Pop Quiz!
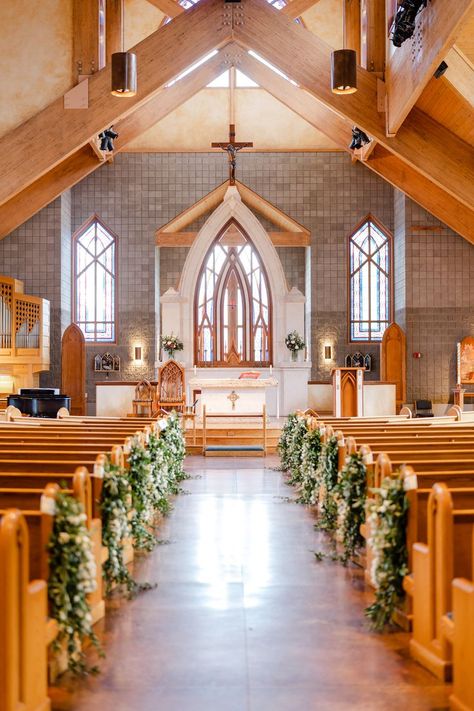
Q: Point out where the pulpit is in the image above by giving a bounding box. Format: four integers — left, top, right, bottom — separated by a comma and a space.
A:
332, 367, 365, 417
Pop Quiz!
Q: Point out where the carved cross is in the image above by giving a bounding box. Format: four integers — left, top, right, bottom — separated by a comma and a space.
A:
227, 390, 240, 411
212, 124, 253, 185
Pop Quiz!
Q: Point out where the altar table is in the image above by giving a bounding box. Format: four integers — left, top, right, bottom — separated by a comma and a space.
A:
189, 377, 278, 417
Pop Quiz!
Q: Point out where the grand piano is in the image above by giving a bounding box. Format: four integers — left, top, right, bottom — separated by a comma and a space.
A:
7, 388, 71, 418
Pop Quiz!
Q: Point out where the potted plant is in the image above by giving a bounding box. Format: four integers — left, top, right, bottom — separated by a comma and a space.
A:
285, 330, 305, 362
160, 334, 184, 360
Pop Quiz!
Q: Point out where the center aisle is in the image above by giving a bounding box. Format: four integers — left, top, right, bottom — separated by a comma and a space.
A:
52, 456, 449, 711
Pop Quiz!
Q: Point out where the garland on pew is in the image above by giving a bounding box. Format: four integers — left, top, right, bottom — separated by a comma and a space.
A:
298, 428, 322, 504
158, 413, 187, 490
127, 439, 159, 552
47, 490, 102, 675
335, 453, 367, 562
100, 459, 137, 595
286, 417, 309, 483
278, 413, 299, 472
365, 475, 409, 631
148, 431, 173, 516
315, 435, 339, 530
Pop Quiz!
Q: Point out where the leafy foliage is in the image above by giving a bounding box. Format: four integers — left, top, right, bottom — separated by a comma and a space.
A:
316, 436, 339, 530
47, 490, 101, 674
128, 439, 158, 552
278, 413, 299, 471
365, 476, 409, 630
335, 453, 367, 562
298, 428, 322, 504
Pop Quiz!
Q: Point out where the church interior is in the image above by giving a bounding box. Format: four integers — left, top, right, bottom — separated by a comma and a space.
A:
0, 0, 474, 709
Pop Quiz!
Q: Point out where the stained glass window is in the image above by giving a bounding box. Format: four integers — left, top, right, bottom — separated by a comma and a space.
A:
195, 223, 271, 365
349, 217, 392, 342
73, 217, 116, 342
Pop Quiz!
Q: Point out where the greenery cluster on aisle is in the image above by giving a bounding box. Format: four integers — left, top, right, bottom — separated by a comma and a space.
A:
47, 490, 102, 674
278, 411, 410, 630
45, 411, 187, 674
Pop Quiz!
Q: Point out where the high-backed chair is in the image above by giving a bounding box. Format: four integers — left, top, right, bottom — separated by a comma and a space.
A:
155, 360, 186, 414
132, 380, 155, 417
414, 399, 434, 418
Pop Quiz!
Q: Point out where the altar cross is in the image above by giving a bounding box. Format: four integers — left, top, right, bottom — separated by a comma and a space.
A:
212, 124, 253, 185
227, 390, 240, 411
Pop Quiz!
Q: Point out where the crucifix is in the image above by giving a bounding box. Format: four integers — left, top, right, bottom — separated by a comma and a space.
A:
212, 123, 253, 185
227, 390, 240, 411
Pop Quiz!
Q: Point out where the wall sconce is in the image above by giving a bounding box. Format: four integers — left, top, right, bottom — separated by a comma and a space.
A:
134, 345, 142, 362
324, 345, 333, 361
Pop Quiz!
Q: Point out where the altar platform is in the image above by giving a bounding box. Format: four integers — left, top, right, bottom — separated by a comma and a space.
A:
184, 417, 283, 456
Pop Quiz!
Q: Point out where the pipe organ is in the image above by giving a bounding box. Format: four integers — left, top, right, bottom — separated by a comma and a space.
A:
0, 275, 50, 393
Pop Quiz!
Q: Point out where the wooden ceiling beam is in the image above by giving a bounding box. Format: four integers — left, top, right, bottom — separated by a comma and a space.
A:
73, 0, 105, 78
106, 0, 124, 63
0, 52, 229, 240
144, 0, 184, 18
156, 230, 310, 246
360, 0, 385, 72
237, 49, 474, 242
386, 0, 474, 134
281, 0, 321, 20
445, 46, 474, 107
233, 0, 474, 210
343, 0, 361, 63
0, 0, 231, 209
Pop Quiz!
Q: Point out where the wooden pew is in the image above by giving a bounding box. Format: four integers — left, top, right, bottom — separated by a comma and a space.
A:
446, 527, 474, 711
404, 483, 474, 681
0, 509, 57, 711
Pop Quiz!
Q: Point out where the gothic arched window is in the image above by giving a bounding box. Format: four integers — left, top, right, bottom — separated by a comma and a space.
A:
349, 216, 393, 342
195, 221, 272, 366
73, 216, 117, 342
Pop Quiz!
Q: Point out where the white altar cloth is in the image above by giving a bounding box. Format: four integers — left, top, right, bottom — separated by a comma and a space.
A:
189, 377, 278, 416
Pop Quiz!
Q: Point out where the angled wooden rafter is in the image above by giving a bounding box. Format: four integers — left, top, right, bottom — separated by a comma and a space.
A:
385, 0, 474, 134
0, 51, 230, 239
156, 179, 311, 246
145, 0, 184, 17
232, 0, 474, 211
0, 0, 231, 208
281, 0, 321, 20
236, 49, 474, 241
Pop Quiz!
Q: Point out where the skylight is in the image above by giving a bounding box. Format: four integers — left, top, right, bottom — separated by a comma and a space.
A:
166, 50, 218, 87
206, 69, 259, 88
248, 50, 299, 86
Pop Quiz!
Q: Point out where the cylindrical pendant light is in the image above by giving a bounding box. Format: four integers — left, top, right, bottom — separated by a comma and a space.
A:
111, 51, 137, 96
331, 49, 357, 95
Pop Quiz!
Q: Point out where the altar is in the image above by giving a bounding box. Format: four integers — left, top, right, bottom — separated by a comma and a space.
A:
189, 377, 278, 418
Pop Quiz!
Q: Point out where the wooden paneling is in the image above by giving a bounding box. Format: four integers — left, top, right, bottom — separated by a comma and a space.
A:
385, 0, 474, 134
343, 0, 361, 62
360, 0, 385, 72
341, 371, 358, 416
233, 0, 474, 211
416, 75, 474, 148
381, 322, 406, 412
444, 47, 474, 110
61, 324, 86, 416
0, 0, 231, 208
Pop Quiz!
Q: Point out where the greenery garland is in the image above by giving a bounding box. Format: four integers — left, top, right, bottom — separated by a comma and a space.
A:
278, 413, 299, 471
365, 475, 409, 631
335, 453, 367, 562
159, 413, 187, 490
148, 431, 173, 515
286, 417, 308, 484
127, 438, 158, 552
47, 490, 101, 675
298, 428, 322, 504
100, 459, 136, 595
315, 435, 339, 530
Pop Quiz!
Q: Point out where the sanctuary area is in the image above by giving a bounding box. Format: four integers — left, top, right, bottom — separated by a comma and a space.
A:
0, 0, 474, 710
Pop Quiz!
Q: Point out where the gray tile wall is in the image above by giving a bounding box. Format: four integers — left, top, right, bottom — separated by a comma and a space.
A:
1, 152, 472, 407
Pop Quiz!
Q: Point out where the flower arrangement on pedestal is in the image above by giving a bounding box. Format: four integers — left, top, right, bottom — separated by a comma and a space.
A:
160, 334, 183, 360
285, 330, 305, 361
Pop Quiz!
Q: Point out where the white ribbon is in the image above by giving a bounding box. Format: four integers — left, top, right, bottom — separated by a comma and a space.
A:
40, 495, 56, 515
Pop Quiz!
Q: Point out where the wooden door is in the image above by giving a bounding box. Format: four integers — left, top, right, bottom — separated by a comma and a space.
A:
61, 324, 86, 415
381, 322, 406, 412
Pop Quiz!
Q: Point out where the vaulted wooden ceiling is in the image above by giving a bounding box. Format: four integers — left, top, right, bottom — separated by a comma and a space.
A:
0, 0, 472, 241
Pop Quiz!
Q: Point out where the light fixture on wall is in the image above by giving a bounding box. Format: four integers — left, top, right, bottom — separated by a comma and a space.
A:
330, 49, 357, 95
324, 345, 332, 361
390, 0, 428, 48
111, 6, 137, 96
134, 345, 143, 362
434, 61, 448, 79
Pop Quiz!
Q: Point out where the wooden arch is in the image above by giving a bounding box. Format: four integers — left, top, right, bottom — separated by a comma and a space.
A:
381, 322, 406, 412
61, 323, 86, 415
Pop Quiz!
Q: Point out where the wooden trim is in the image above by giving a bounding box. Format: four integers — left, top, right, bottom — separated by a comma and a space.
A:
156, 230, 310, 247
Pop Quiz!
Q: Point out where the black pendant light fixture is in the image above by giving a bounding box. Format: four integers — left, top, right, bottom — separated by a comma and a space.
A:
331, 49, 357, 95
111, 7, 137, 97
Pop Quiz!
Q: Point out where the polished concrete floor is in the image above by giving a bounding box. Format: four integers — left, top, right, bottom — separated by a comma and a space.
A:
51, 456, 450, 711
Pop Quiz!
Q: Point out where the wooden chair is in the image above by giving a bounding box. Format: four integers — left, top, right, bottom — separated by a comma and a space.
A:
132, 380, 155, 417
155, 360, 186, 414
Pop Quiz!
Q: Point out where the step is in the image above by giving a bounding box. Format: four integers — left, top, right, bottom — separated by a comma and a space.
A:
204, 444, 266, 458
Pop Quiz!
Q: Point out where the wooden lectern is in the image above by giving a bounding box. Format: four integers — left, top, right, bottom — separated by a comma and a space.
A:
332, 367, 365, 417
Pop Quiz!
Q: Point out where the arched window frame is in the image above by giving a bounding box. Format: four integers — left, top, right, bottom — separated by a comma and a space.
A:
72, 214, 118, 344
194, 219, 273, 367
348, 214, 393, 343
